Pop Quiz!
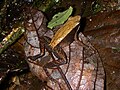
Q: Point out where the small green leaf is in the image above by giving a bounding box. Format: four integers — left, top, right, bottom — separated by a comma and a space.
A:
47, 6, 73, 29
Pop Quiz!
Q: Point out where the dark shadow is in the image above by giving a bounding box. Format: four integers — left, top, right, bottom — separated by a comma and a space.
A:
78, 17, 87, 34
0, 67, 29, 90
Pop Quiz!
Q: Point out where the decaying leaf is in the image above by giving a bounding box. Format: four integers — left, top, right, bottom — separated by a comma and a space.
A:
24, 7, 105, 90
49, 15, 81, 48
47, 6, 73, 29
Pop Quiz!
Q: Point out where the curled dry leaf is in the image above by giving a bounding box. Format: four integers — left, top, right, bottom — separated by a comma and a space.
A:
24, 8, 105, 90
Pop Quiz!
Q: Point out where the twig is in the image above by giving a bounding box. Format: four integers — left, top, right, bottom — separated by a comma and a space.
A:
0, 27, 25, 54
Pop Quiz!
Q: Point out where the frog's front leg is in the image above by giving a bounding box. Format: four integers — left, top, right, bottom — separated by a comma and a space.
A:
27, 37, 46, 61
43, 36, 68, 69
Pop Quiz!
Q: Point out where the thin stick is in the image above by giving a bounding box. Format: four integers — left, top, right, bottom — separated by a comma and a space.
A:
76, 47, 84, 90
